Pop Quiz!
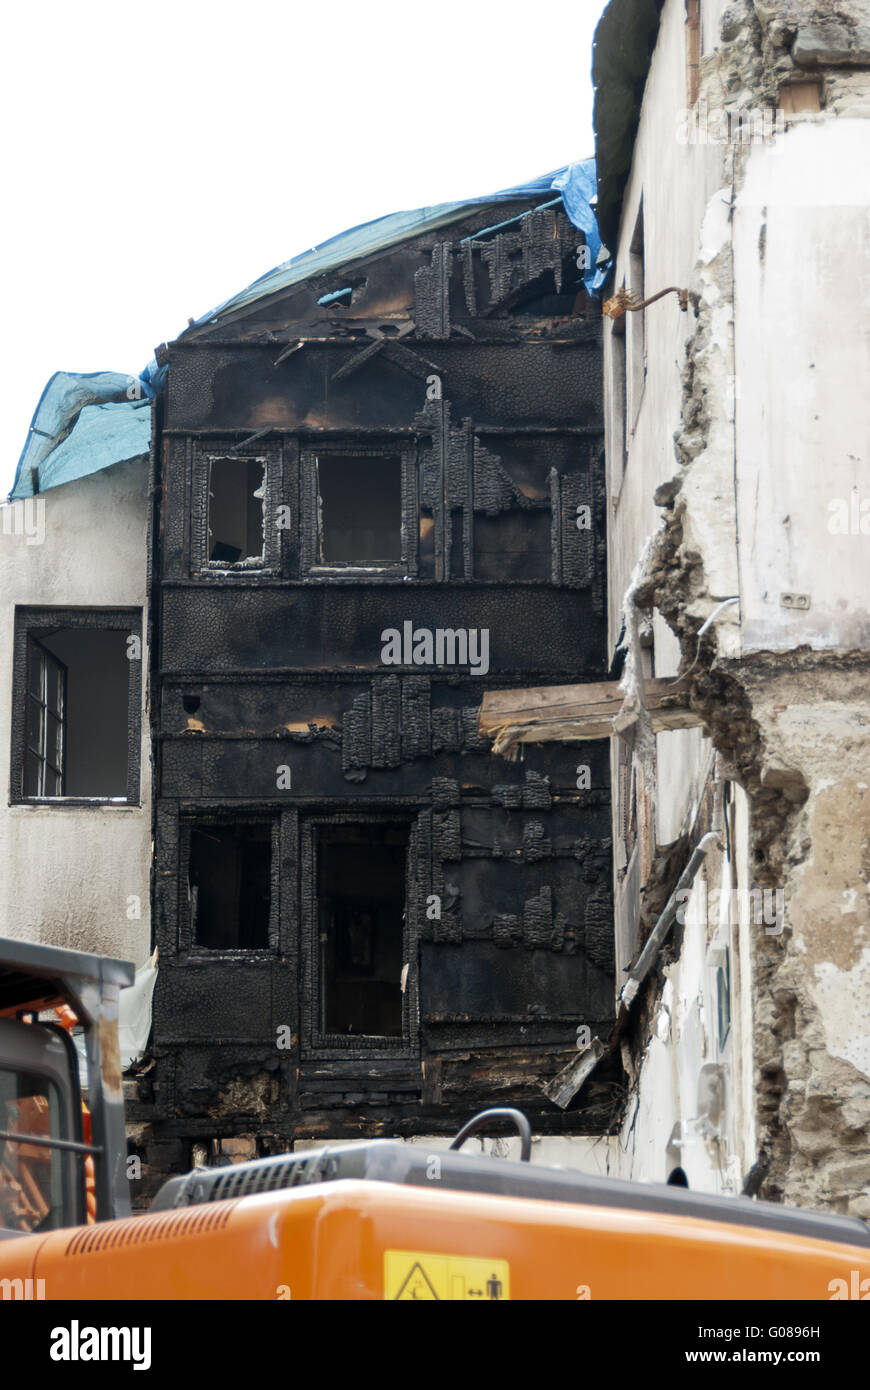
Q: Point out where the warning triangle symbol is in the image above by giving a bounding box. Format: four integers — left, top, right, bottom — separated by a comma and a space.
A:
394, 1261, 440, 1300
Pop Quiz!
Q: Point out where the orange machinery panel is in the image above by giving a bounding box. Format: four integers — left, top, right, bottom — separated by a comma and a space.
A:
3, 1180, 868, 1301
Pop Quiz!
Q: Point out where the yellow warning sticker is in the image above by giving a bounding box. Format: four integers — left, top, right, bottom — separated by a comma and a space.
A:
384, 1250, 510, 1300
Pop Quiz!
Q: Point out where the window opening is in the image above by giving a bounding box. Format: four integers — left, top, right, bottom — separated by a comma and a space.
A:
0, 1069, 67, 1232
610, 309, 628, 489
208, 457, 266, 564
316, 454, 402, 565
628, 204, 646, 429
188, 822, 271, 950
24, 628, 129, 798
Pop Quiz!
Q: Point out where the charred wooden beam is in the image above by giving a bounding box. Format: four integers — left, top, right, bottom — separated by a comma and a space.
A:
272, 340, 306, 367
330, 338, 385, 382
479, 677, 700, 756
542, 1038, 608, 1109
226, 427, 275, 453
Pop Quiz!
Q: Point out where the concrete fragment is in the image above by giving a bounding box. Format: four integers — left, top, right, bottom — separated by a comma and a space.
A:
792, 24, 869, 67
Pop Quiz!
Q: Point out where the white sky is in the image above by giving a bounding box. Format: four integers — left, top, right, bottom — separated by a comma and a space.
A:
0, 0, 608, 497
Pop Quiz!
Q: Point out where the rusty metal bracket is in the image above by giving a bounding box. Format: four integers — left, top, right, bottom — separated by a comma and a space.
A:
603, 286, 688, 318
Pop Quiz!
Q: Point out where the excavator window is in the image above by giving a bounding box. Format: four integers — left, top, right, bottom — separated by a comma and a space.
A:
0, 1067, 69, 1233
0, 1017, 86, 1233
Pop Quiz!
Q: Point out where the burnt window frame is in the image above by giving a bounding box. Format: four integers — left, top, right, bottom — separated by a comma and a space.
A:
191, 442, 283, 578
178, 812, 280, 958
10, 607, 143, 807
299, 811, 420, 1058
299, 443, 417, 579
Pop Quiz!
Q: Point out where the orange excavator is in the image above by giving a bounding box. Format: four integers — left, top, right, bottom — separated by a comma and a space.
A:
1, 936, 868, 1301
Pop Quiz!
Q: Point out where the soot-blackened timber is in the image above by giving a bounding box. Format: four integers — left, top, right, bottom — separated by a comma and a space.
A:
149, 196, 616, 1166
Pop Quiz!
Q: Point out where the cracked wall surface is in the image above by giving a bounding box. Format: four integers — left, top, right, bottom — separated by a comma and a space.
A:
597, 0, 870, 1207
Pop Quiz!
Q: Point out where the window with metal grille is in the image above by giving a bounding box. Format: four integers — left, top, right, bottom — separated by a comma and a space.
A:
25, 637, 65, 797
12, 609, 142, 804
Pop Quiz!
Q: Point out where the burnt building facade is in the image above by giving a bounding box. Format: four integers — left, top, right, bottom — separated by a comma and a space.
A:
145, 184, 616, 1173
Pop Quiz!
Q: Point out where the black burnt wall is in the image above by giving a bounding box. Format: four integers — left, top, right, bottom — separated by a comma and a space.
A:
148, 198, 617, 1162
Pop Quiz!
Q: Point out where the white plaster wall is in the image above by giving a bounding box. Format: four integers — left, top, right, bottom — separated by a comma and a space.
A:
733, 120, 870, 652
651, 615, 711, 846
604, 1, 742, 1034
655, 725, 711, 844
616, 827, 751, 1193
605, 0, 730, 659
0, 457, 151, 966
600, 0, 870, 1205
604, 0, 741, 867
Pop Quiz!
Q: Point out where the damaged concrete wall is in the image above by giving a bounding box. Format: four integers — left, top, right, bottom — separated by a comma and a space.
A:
597, 0, 870, 1209
0, 456, 152, 966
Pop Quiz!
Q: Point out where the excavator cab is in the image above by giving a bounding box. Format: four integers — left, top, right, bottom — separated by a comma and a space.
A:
0, 1016, 84, 1232
0, 937, 133, 1238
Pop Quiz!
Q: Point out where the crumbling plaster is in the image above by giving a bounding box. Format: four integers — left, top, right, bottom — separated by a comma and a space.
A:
702, 1, 870, 112
737, 660, 870, 1214
628, 0, 870, 1209
605, 0, 870, 1206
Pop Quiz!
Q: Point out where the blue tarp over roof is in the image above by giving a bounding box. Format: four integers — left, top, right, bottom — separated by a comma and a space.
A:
186, 158, 605, 330
10, 159, 605, 502
9, 371, 153, 501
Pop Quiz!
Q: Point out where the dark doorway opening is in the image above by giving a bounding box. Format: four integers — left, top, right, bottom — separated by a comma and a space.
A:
316, 822, 409, 1037
189, 822, 271, 949
316, 454, 402, 564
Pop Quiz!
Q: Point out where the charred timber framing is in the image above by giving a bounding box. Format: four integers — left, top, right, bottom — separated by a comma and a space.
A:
147, 193, 617, 1176
479, 677, 701, 755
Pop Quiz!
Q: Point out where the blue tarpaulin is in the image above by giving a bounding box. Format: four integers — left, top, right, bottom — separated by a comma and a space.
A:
9, 371, 152, 501
551, 160, 609, 293
187, 158, 605, 330
10, 159, 604, 502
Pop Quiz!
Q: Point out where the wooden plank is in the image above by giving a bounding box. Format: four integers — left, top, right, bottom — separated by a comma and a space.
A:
542, 1038, 608, 1109
479, 677, 701, 751
481, 679, 629, 720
